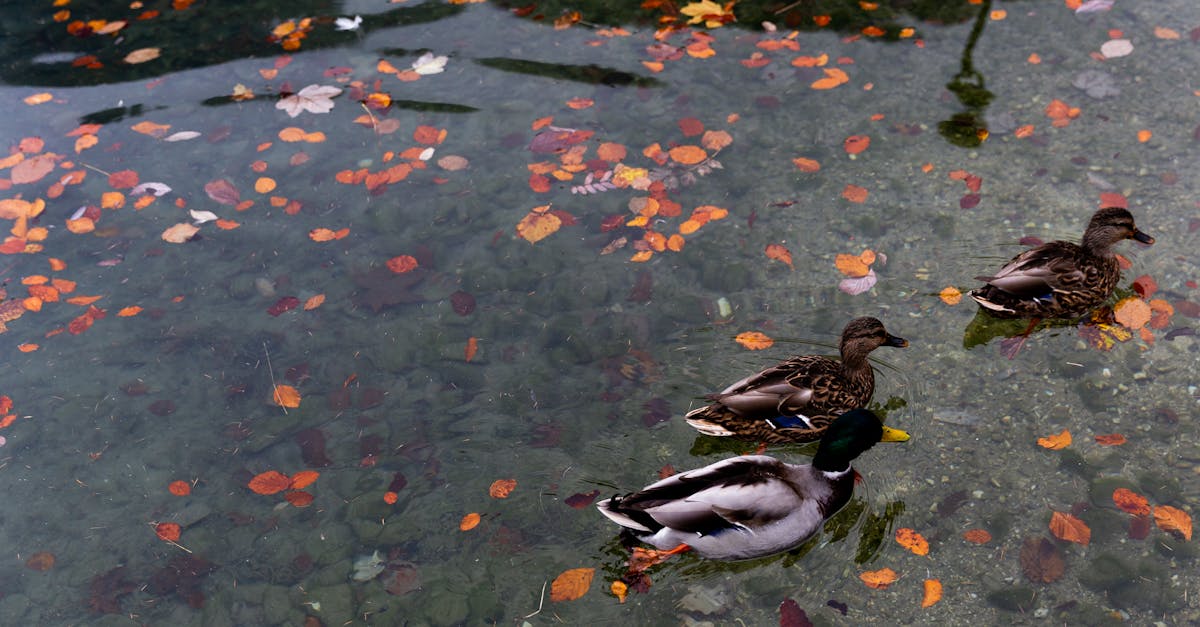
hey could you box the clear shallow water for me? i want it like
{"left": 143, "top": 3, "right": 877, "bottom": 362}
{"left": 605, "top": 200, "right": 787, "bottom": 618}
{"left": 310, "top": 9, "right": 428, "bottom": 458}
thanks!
{"left": 0, "top": 0, "right": 1198, "bottom": 624}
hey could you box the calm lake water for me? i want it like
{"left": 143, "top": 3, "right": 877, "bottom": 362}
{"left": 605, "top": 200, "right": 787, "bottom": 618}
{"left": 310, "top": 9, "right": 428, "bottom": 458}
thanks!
{"left": 1, "top": 0, "right": 1198, "bottom": 624}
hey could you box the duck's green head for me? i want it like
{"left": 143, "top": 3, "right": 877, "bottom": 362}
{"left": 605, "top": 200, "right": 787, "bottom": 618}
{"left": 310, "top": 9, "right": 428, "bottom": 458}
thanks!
{"left": 812, "top": 409, "right": 909, "bottom": 472}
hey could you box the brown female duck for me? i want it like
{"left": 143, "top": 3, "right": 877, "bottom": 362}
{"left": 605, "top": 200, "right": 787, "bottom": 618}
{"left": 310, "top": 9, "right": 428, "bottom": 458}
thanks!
{"left": 684, "top": 317, "right": 907, "bottom": 444}
{"left": 970, "top": 207, "right": 1153, "bottom": 319}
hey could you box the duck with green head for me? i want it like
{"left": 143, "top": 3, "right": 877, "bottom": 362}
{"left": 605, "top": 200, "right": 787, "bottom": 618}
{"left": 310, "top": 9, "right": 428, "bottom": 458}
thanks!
{"left": 684, "top": 317, "right": 907, "bottom": 444}
{"left": 596, "top": 409, "right": 909, "bottom": 561}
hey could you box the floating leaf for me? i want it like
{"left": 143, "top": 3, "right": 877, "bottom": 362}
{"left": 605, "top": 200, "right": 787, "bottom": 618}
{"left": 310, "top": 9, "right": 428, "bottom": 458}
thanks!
{"left": 155, "top": 522, "right": 182, "bottom": 542}
{"left": 1094, "top": 433, "right": 1126, "bottom": 446}
{"left": 1113, "top": 297, "right": 1151, "bottom": 330}
{"left": 204, "top": 178, "right": 240, "bottom": 205}
{"left": 895, "top": 528, "right": 929, "bottom": 556}
{"left": 124, "top": 47, "right": 161, "bottom": 64}
{"left": 1020, "top": 536, "right": 1064, "bottom": 583}
{"left": 764, "top": 243, "right": 793, "bottom": 268}
{"left": 412, "top": 52, "right": 448, "bottom": 75}
{"left": 284, "top": 490, "right": 314, "bottom": 507}
{"left": 1036, "top": 429, "right": 1071, "bottom": 450}
{"left": 489, "top": 478, "right": 516, "bottom": 498}
{"left": 735, "top": 331, "right": 774, "bottom": 350}
{"left": 843, "top": 135, "right": 870, "bottom": 155}
{"left": 1100, "top": 39, "right": 1133, "bottom": 59}
{"left": 25, "top": 552, "right": 55, "bottom": 571}
{"left": 792, "top": 157, "right": 820, "bottom": 172}
{"left": 248, "top": 470, "right": 292, "bottom": 495}
{"left": 811, "top": 67, "right": 849, "bottom": 89}
{"left": 168, "top": 480, "right": 192, "bottom": 496}
{"left": 841, "top": 184, "right": 868, "bottom": 203}
{"left": 835, "top": 251, "right": 873, "bottom": 278}
{"left": 859, "top": 567, "right": 898, "bottom": 589}
{"left": 161, "top": 223, "right": 199, "bottom": 243}
{"left": 668, "top": 145, "right": 707, "bottom": 165}
{"left": 163, "top": 131, "right": 201, "bottom": 142}
{"left": 962, "top": 528, "right": 992, "bottom": 544}
{"left": 564, "top": 489, "right": 600, "bottom": 509}
{"left": 272, "top": 384, "right": 301, "bottom": 408}
{"left": 550, "top": 567, "right": 595, "bottom": 602}
{"left": 465, "top": 336, "right": 478, "bottom": 362}
{"left": 1154, "top": 505, "right": 1192, "bottom": 540}
{"left": 939, "top": 286, "right": 962, "bottom": 305}
{"left": 1049, "top": 511, "right": 1091, "bottom": 545}
{"left": 386, "top": 255, "right": 418, "bottom": 274}
{"left": 459, "top": 512, "right": 481, "bottom": 531}
{"left": 1112, "top": 488, "right": 1150, "bottom": 516}
{"left": 838, "top": 269, "right": 877, "bottom": 295}
{"left": 611, "top": 580, "right": 628, "bottom": 603}
{"left": 276, "top": 84, "right": 342, "bottom": 117}
{"left": 921, "top": 579, "right": 942, "bottom": 608}
{"left": 516, "top": 205, "right": 562, "bottom": 243}
{"left": 290, "top": 470, "right": 319, "bottom": 489}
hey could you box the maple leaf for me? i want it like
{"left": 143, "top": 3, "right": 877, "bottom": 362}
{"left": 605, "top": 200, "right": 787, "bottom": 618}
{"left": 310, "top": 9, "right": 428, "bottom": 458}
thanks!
{"left": 412, "top": 52, "right": 448, "bottom": 75}
{"left": 276, "top": 84, "right": 343, "bottom": 118}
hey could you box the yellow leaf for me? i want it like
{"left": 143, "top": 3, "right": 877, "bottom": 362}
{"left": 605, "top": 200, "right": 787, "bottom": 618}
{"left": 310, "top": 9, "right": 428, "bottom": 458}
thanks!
{"left": 550, "top": 567, "right": 595, "bottom": 602}
{"left": 1036, "top": 429, "right": 1071, "bottom": 450}
{"left": 611, "top": 580, "right": 628, "bottom": 603}
{"left": 835, "top": 252, "right": 872, "bottom": 278}
{"left": 272, "top": 384, "right": 301, "bottom": 408}
{"left": 124, "top": 47, "right": 161, "bottom": 64}
{"left": 516, "top": 206, "right": 562, "bottom": 243}
{"left": 23, "top": 93, "right": 53, "bottom": 105}
{"left": 160, "top": 223, "right": 199, "bottom": 243}
{"left": 939, "top": 286, "right": 962, "bottom": 305}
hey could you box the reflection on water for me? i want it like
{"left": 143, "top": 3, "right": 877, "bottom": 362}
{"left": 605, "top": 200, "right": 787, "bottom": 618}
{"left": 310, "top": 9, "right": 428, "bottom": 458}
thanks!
{"left": 0, "top": 0, "right": 1197, "bottom": 624}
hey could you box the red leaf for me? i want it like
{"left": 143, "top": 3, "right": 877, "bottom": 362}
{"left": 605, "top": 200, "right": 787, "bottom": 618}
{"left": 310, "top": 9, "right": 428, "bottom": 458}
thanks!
{"left": 779, "top": 598, "right": 813, "bottom": 627}
{"left": 204, "top": 178, "right": 241, "bottom": 205}
{"left": 267, "top": 296, "right": 300, "bottom": 316}
{"left": 564, "top": 489, "right": 600, "bottom": 509}
{"left": 108, "top": 170, "right": 139, "bottom": 189}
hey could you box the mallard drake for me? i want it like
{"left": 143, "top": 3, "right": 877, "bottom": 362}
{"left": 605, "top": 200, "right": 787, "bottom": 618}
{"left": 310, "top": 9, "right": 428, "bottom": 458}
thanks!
{"left": 596, "top": 409, "right": 909, "bottom": 560}
{"left": 684, "top": 317, "right": 907, "bottom": 444}
{"left": 969, "top": 207, "right": 1154, "bottom": 319}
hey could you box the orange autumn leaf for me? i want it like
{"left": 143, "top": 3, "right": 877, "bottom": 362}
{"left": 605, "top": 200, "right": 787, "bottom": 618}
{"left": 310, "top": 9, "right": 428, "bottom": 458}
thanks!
{"left": 131, "top": 120, "right": 170, "bottom": 137}
{"left": 611, "top": 580, "right": 628, "bottom": 603}
{"left": 254, "top": 177, "right": 276, "bottom": 193}
{"left": 66, "top": 295, "right": 102, "bottom": 306}
{"left": 413, "top": 125, "right": 446, "bottom": 145}
{"left": 1014, "top": 124, "right": 1035, "bottom": 138}
{"left": 309, "top": 228, "right": 347, "bottom": 242}
{"left": 51, "top": 278, "right": 75, "bottom": 293}
{"left": 735, "top": 331, "right": 774, "bottom": 350}
{"left": 792, "top": 157, "right": 820, "bottom": 172}
{"left": 489, "top": 478, "right": 517, "bottom": 499}
{"left": 701, "top": 129, "right": 732, "bottom": 151}
{"left": 465, "top": 336, "right": 478, "bottom": 362}
{"left": 1113, "top": 297, "right": 1151, "bottom": 330}
{"left": 1112, "top": 488, "right": 1150, "bottom": 516}
{"left": 168, "top": 480, "right": 192, "bottom": 496}
{"left": 303, "top": 294, "right": 325, "bottom": 310}
{"left": 939, "top": 286, "right": 962, "bottom": 305}
{"left": 895, "top": 528, "right": 930, "bottom": 556}
{"left": 843, "top": 135, "right": 870, "bottom": 155}
{"left": 289, "top": 470, "right": 320, "bottom": 489}
{"left": 860, "top": 567, "right": 898, "bottom": 589}
{"left": 272, "top": 384, "right": 301, "bottom": 408}
{"left": 460, "top": 512, "right": 481, "bottom": 531}
{"left": 386, "top": 255, "right": 419, "bottom": 273}
{"left": 565, "top": 97, "right": 594, "bottom": 110}
{"left": 25, "top": 552, "right": 55, "bottom": 571}
{"left": 668, "top": 145, "right": 707, "bottom": 165}
{"left": 666, "top": 234, "right": 685, "bottom": 251}
{"left": 922, "top": 579, "right": 943, "bottom": 608}
{"left": 248, "top": 470, "right": 292, "bottom": 495}
{"left": 1136, "top": 129, "right": 1152, "bottom": 143}
{"left": 1153, "top": 505, "right": 1192, "bottom": 540}
{"left": 597, "top": 142, "right": 627, "bottom": 162}
{"left": 811, "top": 67, "right": 849, "bottom": 89}
{"left": 1036, "top": 429, "right": 1071, "bottom": 450}
{"left": 962, "top": 528, "right": 992, "bottom": 544}
{"left": 1094, "top": 433, "right": 1127, "bottom": 446}
{"left": 764, "top": 243, "right": 793, "bottom": 268}
{"left": 1049, "top": 511, "right": 1091, "bottom": 545}
{"left": 550, "top": 567, "right": 595, "bottom": 602}
{"left": 17, "top": 343, "right": 37, "bottom": 352}
{"left": 155, "top": 522, "right": 182, "bottom": 542}
{"left": 835, "top": 252, "right": 872, "bottom": 278}
{"left": 842, "top": 184, "right": 868, "bottom": 203}
{"left": 278, "top": 127, "right": 307, "bottom": 142}
{"left": 382, "top": 491, "right": 398, "bottom": 504}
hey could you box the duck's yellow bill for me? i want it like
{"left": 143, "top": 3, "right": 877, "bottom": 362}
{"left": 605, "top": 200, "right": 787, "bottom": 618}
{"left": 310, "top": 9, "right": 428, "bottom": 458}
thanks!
{"left": 880, "top": 426, "right": 910, "bottom": 443}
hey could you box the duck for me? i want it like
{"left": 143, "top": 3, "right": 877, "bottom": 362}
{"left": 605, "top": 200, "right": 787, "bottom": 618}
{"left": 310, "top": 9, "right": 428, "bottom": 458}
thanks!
{"left": 684, "top": 317, "right": 907, "bottom": 444}
{"left": 969, "top": 207, "right": 1154, "bottom": 319}
{"left": 596, "top": 409, "right": 909, "bottom": 560}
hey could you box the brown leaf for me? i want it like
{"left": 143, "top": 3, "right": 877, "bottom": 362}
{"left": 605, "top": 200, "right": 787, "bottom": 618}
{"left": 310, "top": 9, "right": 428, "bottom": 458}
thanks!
{"left": 550, "top": 567, "right": 594, "bottom": 601}
{"left": 859, "top": 567, "right": 898, "bottom": 589}
{"left": 1154, "top": 505, "right": 1193, "bottom": 540}
{"left": 1019, "top": 536, "right": 1064, "bottom": 583}
{"left": 204, "top": 178, "right": 241, "bottom": 205}
{"left": 1112, "top": 488, "right": 1150, "bottom": 516}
